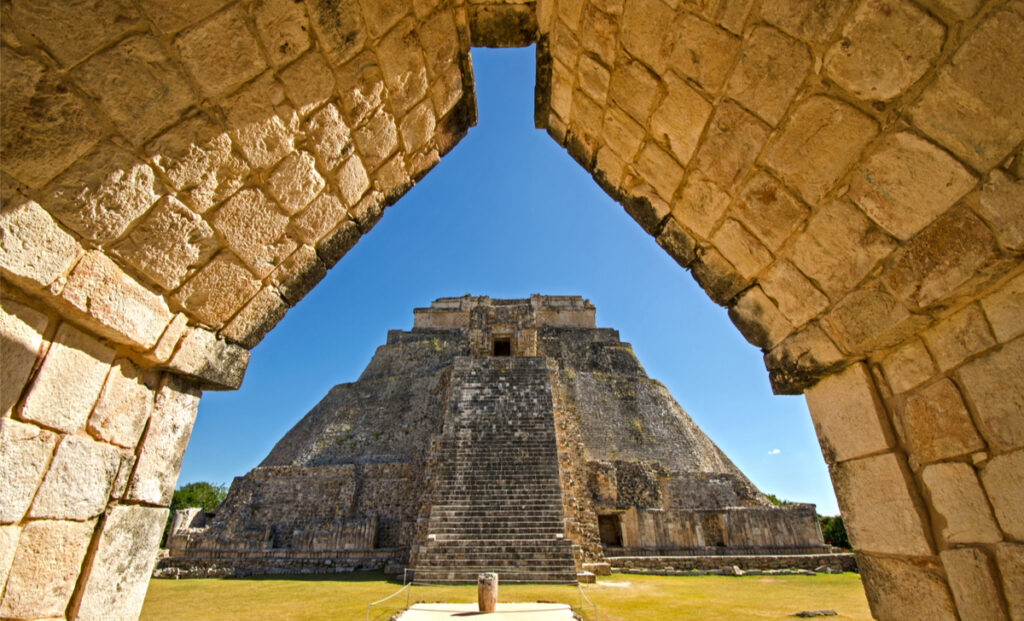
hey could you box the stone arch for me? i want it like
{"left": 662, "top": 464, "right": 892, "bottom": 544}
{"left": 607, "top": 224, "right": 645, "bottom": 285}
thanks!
{"left": 1, "top": 1, "right": 1022, "bottom": 620}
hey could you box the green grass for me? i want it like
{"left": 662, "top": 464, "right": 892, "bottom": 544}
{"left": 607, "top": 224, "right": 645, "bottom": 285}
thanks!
{"left": 140, "top": 571, "right": 872, "bottom": 621}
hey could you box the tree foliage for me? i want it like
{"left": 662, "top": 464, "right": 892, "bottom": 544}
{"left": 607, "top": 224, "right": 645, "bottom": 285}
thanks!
{"left": 820, "top": 515, "right": 850, "bottom": 549}
{"left": 161, "top": 482, "right": 228, "bottom": 546}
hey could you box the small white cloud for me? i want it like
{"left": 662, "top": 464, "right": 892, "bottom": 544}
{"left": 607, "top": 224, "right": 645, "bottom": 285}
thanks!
{"left": 768, "top": 449, "right": 781, "bottom": 455}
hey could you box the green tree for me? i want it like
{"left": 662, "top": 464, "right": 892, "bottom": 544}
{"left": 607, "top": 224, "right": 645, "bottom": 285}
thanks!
{"left": 162, "top": 482, "right": 228, "bottom": 545}
{"left": 820, "top": 515, "right": 850, "bottom": 550}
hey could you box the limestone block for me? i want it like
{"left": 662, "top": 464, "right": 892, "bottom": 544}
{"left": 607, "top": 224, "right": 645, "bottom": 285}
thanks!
{"left": 145, "top": 115, "right": 248, "bottom": 214}
{"left": 559, "top": 0, "right": 585, "bottom": 27}
{"left": 995, "top": 543, "right": 1024, "bottom": 620}
{"left": 650, "top": 76, "right": 712, "bottom": 165}
{"left": 316, "top": 219, "right": 362, "bottom": 269}
{"left": 849, "top": 133, "right": 976, "bottom": 241}
{"left": 350, "top": 191, "right": 386, "bottom": 232}
{"left": 765, "top": 96, "right": 878, "bottom": 204}
{"left": 430, "top": 64, "right": 464, "bottom": 121}
{"left": 576, "top": 55, "right": 610, "bottom": 104}
{"left": 669, "top": 14, "right": 740, "bottom": 92}
{"left": 150, "top": 313, "right": 188, "bottom": 364}
{"left": 167, "top": 328, "right": 249, "bottom": 390}
{"left": 824, "top": 0, "right": 944, "bottom": 100}
{"left": 978, "top": 170, "right": 1024, "bottom": 251}
{"left": 20, "top": 323, "right": 114, "bottom": 434}
{"left": 0, "top": 524, "right": 19, "bottom": 595}
{"left": 268, "top": 152, "right": 325, "bottom": 215}
{"left": 761, "top": 0, "right": 853, "bottom": 43}
{"left": 88, "top": 359, "right": 155, "bottom": 449}
{"left": 619, "top": 0, "right": 675, "bottom": 72}
{"left": 279, "top": 52, "right": 337, "bottom": 118}
{"left": 223, "top": 74, "right": 297, "bottom": 170}
{"left": 173, "top": 5, "right": 266, "bottom": 98}
{"left": 726, "top": 26, "right": 811, "bottom": 126}
{"left": 765, "top": 323, "right": 845, "bottom": 394}
{"left": 909, "top": 8, "right": 1024, "bottom": 170}
{"left": 602, "top": 106, "right": 645, "bottom": 161}
{"left": 635, "top": 143, "right": 683, "bottom": 202}
{"left": 9, "top": 0, "right": 142, "bottom": 67}
{"left": 609, "top": 60, "right": 660, "bottom": 123}
{"left": 727, "top": 286, "right": 793, "bottom": 349}
{"left": 656, "top": 216, "right": 697, "bottom": 268}
{"left": 253, "top": 0, "right": 311, "bottom": 67}
{"left": 223, "top": 286, "right": 289, "bottom": 349}
{"left": 568, "top": 90, "right": 604, "bottom": 161}
{"left": 581, "top": 5, "right": 617, "bottom": 65}
{"left": 76, "top": 504, "right": 169, "bottom": 620}
{"left": 0, "top": 199, "right": 80, "bottom": 289}
{"left": 44, "top": 141, "right": 161, "bottom": 244}
{"left": 805, "top": 363, "right": 894, "bottom": 464}
{"left": 0, "top": 48, "right": 101, "bottom": 188}
{"left": 832, "top": 452, "right": 933, "bottom": 555}
{"left": 112, "top": 196, "right": 218, "bottom": 292}
{"left": 981, "top": 449, "right": 1024, "bottom": 540}
{"left": 71, "top": 34, "right": 194, "bottom": 145}
{"left": 270, "top": 245, "right": 326, "bottom": 305}
{"left": 731, "top": 172, "right": 808, "bottom": 251}
{"left": 896, "top": 379, "right": 984, "bottom": 464}
{"left": 0, "top": 419, "right": 58, "bottom": 523}
{"left": 880, "top": 338, "right": 936, "bottom": 394}
{"left": 172, "top": 251, "right": 262, "bottom": 329}
{"left": 691, "top": 247, "right": 746, "bottom": 306}
{"left": 0, "top": 519, "right": 96, "bottom": 619}
{"left": 0, "top": 297, "right": 47, "bottom": 416}
{"left": 335, "top": 51, "right": 385, "bottom": 126}
{"left": 307, "top": 103, "right": 355, "bottom": 172}
{"left": 921, "top": 462, "right": 1002, "bottom": 545}
{"left": 856, "top": 553, "right": 957, "bottom": 621}
{"left": 372, "top": 155, "right": 412, "bottom": 202}
{"left": 932, "top": 0, "right": 982, "bottom": 19}
{"left": 549, "top": 62, "right": 574, "bottom": 121}
{"left": 60, "top": 252, "right": 173, "bottom": 349}
{"left": 759, "top": 260, "right": 829, "bottom": 327}
{"left": 376, "top": 18, "right": 428, "bottom": 113}
{"left": 693, "top": 102, "right": 770, "bottom": 189}
{"left": 710, "top": 219, "right": 772, "bottom": 280}
{"left": 110, "top": 450, "right": 137, "bottom": 500}
{"left": 825, "top": 282, "right": 927, "bottom": 353}
{"left": 29, "top": 435, "right": 121, "bottom": 520}
{"left": 138, "top": 0, "right": 227, "bottom": 33}
{"left": 400, "top": 100, "right": 438, "bottom": 153}
{"left": 127, "top": 375, "right": 201, "bottom": 506}
{"left": 211, "top": 188, "right": 292, "bottom": 278}
{"left": 360, "top": 0, "right": 410, "bottom": 37}
{"left": 923, "top": 305, "right": 995, "bottom": 372}
{"left": 981, "top": 271, "right": 1024, "bottom": 343}
{"left": 671, "top": 172, "right": 731, "bottom": 239}
{"left": 354, "top": 109, "right": 400, "bottom": 169}
{"left": 619, "top": 184, "right": 670, "bottom": 235}
{"left": 595, "top": 147, "right": 626, "bottom": 189}
{"left": 419, "top": 10, "right": 459, "bottom": 77}
{"left": 941, "top": 548, "right": 1008, "bottom": 621}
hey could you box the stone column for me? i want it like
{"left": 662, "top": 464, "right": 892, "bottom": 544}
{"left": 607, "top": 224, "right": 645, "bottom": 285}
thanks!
{"left": 478, "top": 572, "right": 498, "bottom": 612}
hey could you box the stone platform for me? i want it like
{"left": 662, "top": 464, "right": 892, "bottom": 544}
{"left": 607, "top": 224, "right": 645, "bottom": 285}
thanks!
{"left": 396, "top": 603, "right": 575, "bottom": 620}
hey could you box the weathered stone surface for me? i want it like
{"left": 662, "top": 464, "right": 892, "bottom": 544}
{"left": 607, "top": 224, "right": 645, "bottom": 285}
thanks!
{"left": 731, "top": 172, "right": 808, "bottom": 251}
{"left": 335, "top": 51, "right": 385, "bottom": 126}
{"left": 289, "top": 192, "right": 348, "bottom": 246}
{"left": 959, "top": 337, "right": 1024, "bottom": 452}
{"left": 856, "top": 553, "right": 957, "bottom": 621}
{"left": 824, "top": 0, "right": 944, "bottom": 100}
{"left": 306, "top": 103, "right": 354, "bottom": 172}
{"left": 223, "top": 74, "right": 297, "bottom": 170}
{"left": 113, "top": 196, "right": 217, "bottom": 292}
{"left": 353, "top": 109, "right": 400, "bottom": 169}
{"left": 880, "top": 338, "right": 936, "bottom": 394}
{"left": 211, "top": 188, "right": 292, "bottom": 278}
{"left": 650, "top": 76, "right": 712, "bottom": 165}
{"left": 127, "top": 375, "right": 201, "bottom": 505}
{"left": 0, "top": 524, "right": 19, "bottom": 595}
{"left": 44, "top": 141, "right": 162, "bottom": 244}
{"left": 0, "top": 419, "right": 58, "bottom": 523}
{"left": 691, "top": 247, "right": 746, "bottom": 306}
{"left": 372, "top": 154, "right": 412, "bottom": 202}
{"left": 400, "top": 100, "right": 438, "bottom": 153}
{"left": 173, "top": 5, "right": 266, "bottom": 98}
{"left": 765, "top": 96, "right": 878, "bottom": 204}
{"left": 76, "top": 504, "right": 170, "bottom": 620}
{"left": 419, "top": 9, "right": 459, "bottom": 77}
{"left": 88, "top": 358, "right": 155, "bottom": 449}
{"left": 61, "top": 252, "right": 173, "bottom": 349}
{"left": 694, "top": 102, "right": 770, "bottom": 190}
{"left": 995, "top": 543, "right": 1024, "bottom": 620}
{"left": 635, "top": 143, "right": 683, "bottom": 202}
{"left": 669, "top": 14, "right": 740, "bottom": 92}
{"left": 20, "top": 323, "right": 114, "bottom": 434}
{"left": 787, "top": 200, "right": 896, "bottom": 299}
{"left": 849, "top": 133, "right": 976, "bottom": 241}
{"left": 316, "top": 219, "right": 362, "bottom": 269}
{"left": 711, "top": 219, "right": 772, "bottom": 280}
{"left": 168, "top": 327, "right": 250, "bottom": 390}
{"left": 921, "top": 462, "right": 1002, "bottom": 545}
{"left": 0, "top": 296, "right": 47, "bottom": 416}
{"left": 377, "top": 18, "right": 428, "bottom": 113}
{"left": 619, "top": 0, "right": 675, "bottom": 73}
{"left": 253, "top": 0, "right": 311, "bottom": 67}
{"left": 0, "top": 48, "right": 102, "bottom": 188}
{"left": 978, "top": 170, "right": 1024, "bottom": 251}
{"left": 151, "top": 312, "right": 188, "bottom": 363}
{"left": 576, "top": 55, "right": 610, "bottom": 104}
{"left": 761, "top": 0, "right": 853, "bottom": 43}
{"left": 897, "top": 379, "right": 985, "bottom": 464}
{"left": 280, "top": 52, "right": 335, "bottom": 118}
{"left": 909, "top": 8, "right": 1024, "bottom": 170}
{"left": 832, "top": 452, "right": 932, "bottom": 555}
{"left": 759, "top": 260, "right": 829, "bottom": 327}
{"left": 223, "top": 286, "right": 289, "bottom": 349}
{"left": 980, "top": 449, "right": 1024, "bottom": 541}
{"left": 726, "top": 26, "right": 811, "bottom": 126}
{"left": 609, "top": 60, "right": 660, "bottom": 123}
{"left": 0, "top": 199, "right": 80, "bottom": 289}
{"left": 805, "top": 363, "right": 894, "bottom": 464}
{"left": 0, "top": 519, "right": 96, "bottom": 619}
{"left": 600, "top": 107, "right": 642, "bottom": 164}
{"left": 9, "top": 0, "right": 142, "bottom": 67}
{"left": 655, "top": 216, "right": 697, "bottom": 268}
{"left": 941, "top": 547, "right": 1008, "bottom": 621}
{"left": 825, "top": 282, "right": 927, "bottom": 353}
{"left": 728, "top": 286, "right": 793, "bottom": 349}
{"left": 580, "top": 6, "right": 617, "bottom": 66}
{"left": 981, "top": 271, "right": 1024, "bottom": 343}
{"left": 29, "top": 435, "right": 121, "bottom": 520}
{"left": 267, "top": 151, "right": 325, "bottom": 215}
{"left": 270, "top": 245, "right": 326, "bottom": 305}
{"left": 172, "top": 251, "right": 262, "bottom": 329}
{"left": 139, "top": 0, "right": 227, "bottom": 33}
{"left": 923, "top": 304, "right": 995, "bottom": 372}
{"left": 671, "top": 172, "right": 731, "bottom": 239}
{"left": 72, "top": 34, "right": 194, "bottom": 145}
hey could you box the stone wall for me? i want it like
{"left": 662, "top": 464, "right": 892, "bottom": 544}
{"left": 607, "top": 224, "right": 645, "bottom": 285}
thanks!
{"left": 610, "top": 552, "right": 858, "bottom": 573}
{"left": 614, "top": 505, "right": 824, "bottom": 551}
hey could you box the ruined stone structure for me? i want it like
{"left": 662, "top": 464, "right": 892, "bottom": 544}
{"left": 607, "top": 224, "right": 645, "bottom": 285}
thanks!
{"left": 0, "top": 0, "right": 1021, "bottom": 617}
{"left": 162, "top": 296, "right": 825, "bottom": 583}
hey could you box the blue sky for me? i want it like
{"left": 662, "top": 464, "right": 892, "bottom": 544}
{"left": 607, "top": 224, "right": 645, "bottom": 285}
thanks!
{"left": 180, "top": 46, "right": 840, "bottom": 515}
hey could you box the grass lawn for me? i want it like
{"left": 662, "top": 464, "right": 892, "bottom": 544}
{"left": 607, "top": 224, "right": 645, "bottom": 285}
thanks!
{"left": 141, "top": 571, "right": 872, "bottom": 620}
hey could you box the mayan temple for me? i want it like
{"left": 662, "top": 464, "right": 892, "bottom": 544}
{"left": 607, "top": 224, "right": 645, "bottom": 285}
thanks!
{"left": 163, "top": 295, "right": 826, "bottom": 582}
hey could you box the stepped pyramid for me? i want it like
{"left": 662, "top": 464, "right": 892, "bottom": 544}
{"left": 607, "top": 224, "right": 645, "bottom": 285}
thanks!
{"left": 164, "top": 296, "right": 825, "bottom": 583}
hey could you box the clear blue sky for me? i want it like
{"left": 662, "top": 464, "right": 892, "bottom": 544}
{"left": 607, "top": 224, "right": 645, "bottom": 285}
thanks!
{"left": 180, "top": 46, "right": 840, "bottom": 515}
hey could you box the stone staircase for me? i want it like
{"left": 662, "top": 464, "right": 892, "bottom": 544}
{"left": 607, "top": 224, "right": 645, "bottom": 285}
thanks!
{"left": 412, "top": 356, "right": 577, "bottom": 584}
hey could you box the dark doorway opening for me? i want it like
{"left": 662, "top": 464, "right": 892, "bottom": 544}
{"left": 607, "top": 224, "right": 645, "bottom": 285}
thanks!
{"left": 493, "top": 337, "right": 511, "bottom": 356}
{"left": 598, "top": 514, "right": 622, "bottom": 547}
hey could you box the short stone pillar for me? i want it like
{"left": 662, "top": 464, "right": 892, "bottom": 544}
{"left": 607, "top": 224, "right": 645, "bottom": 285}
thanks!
{"left": 478, "top": 572, "right": 498, "bottom": 612}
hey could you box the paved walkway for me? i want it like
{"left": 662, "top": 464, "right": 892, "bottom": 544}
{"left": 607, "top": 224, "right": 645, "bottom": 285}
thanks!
{"left": 396, "top": 602, "right": 575, "bottom": 620}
